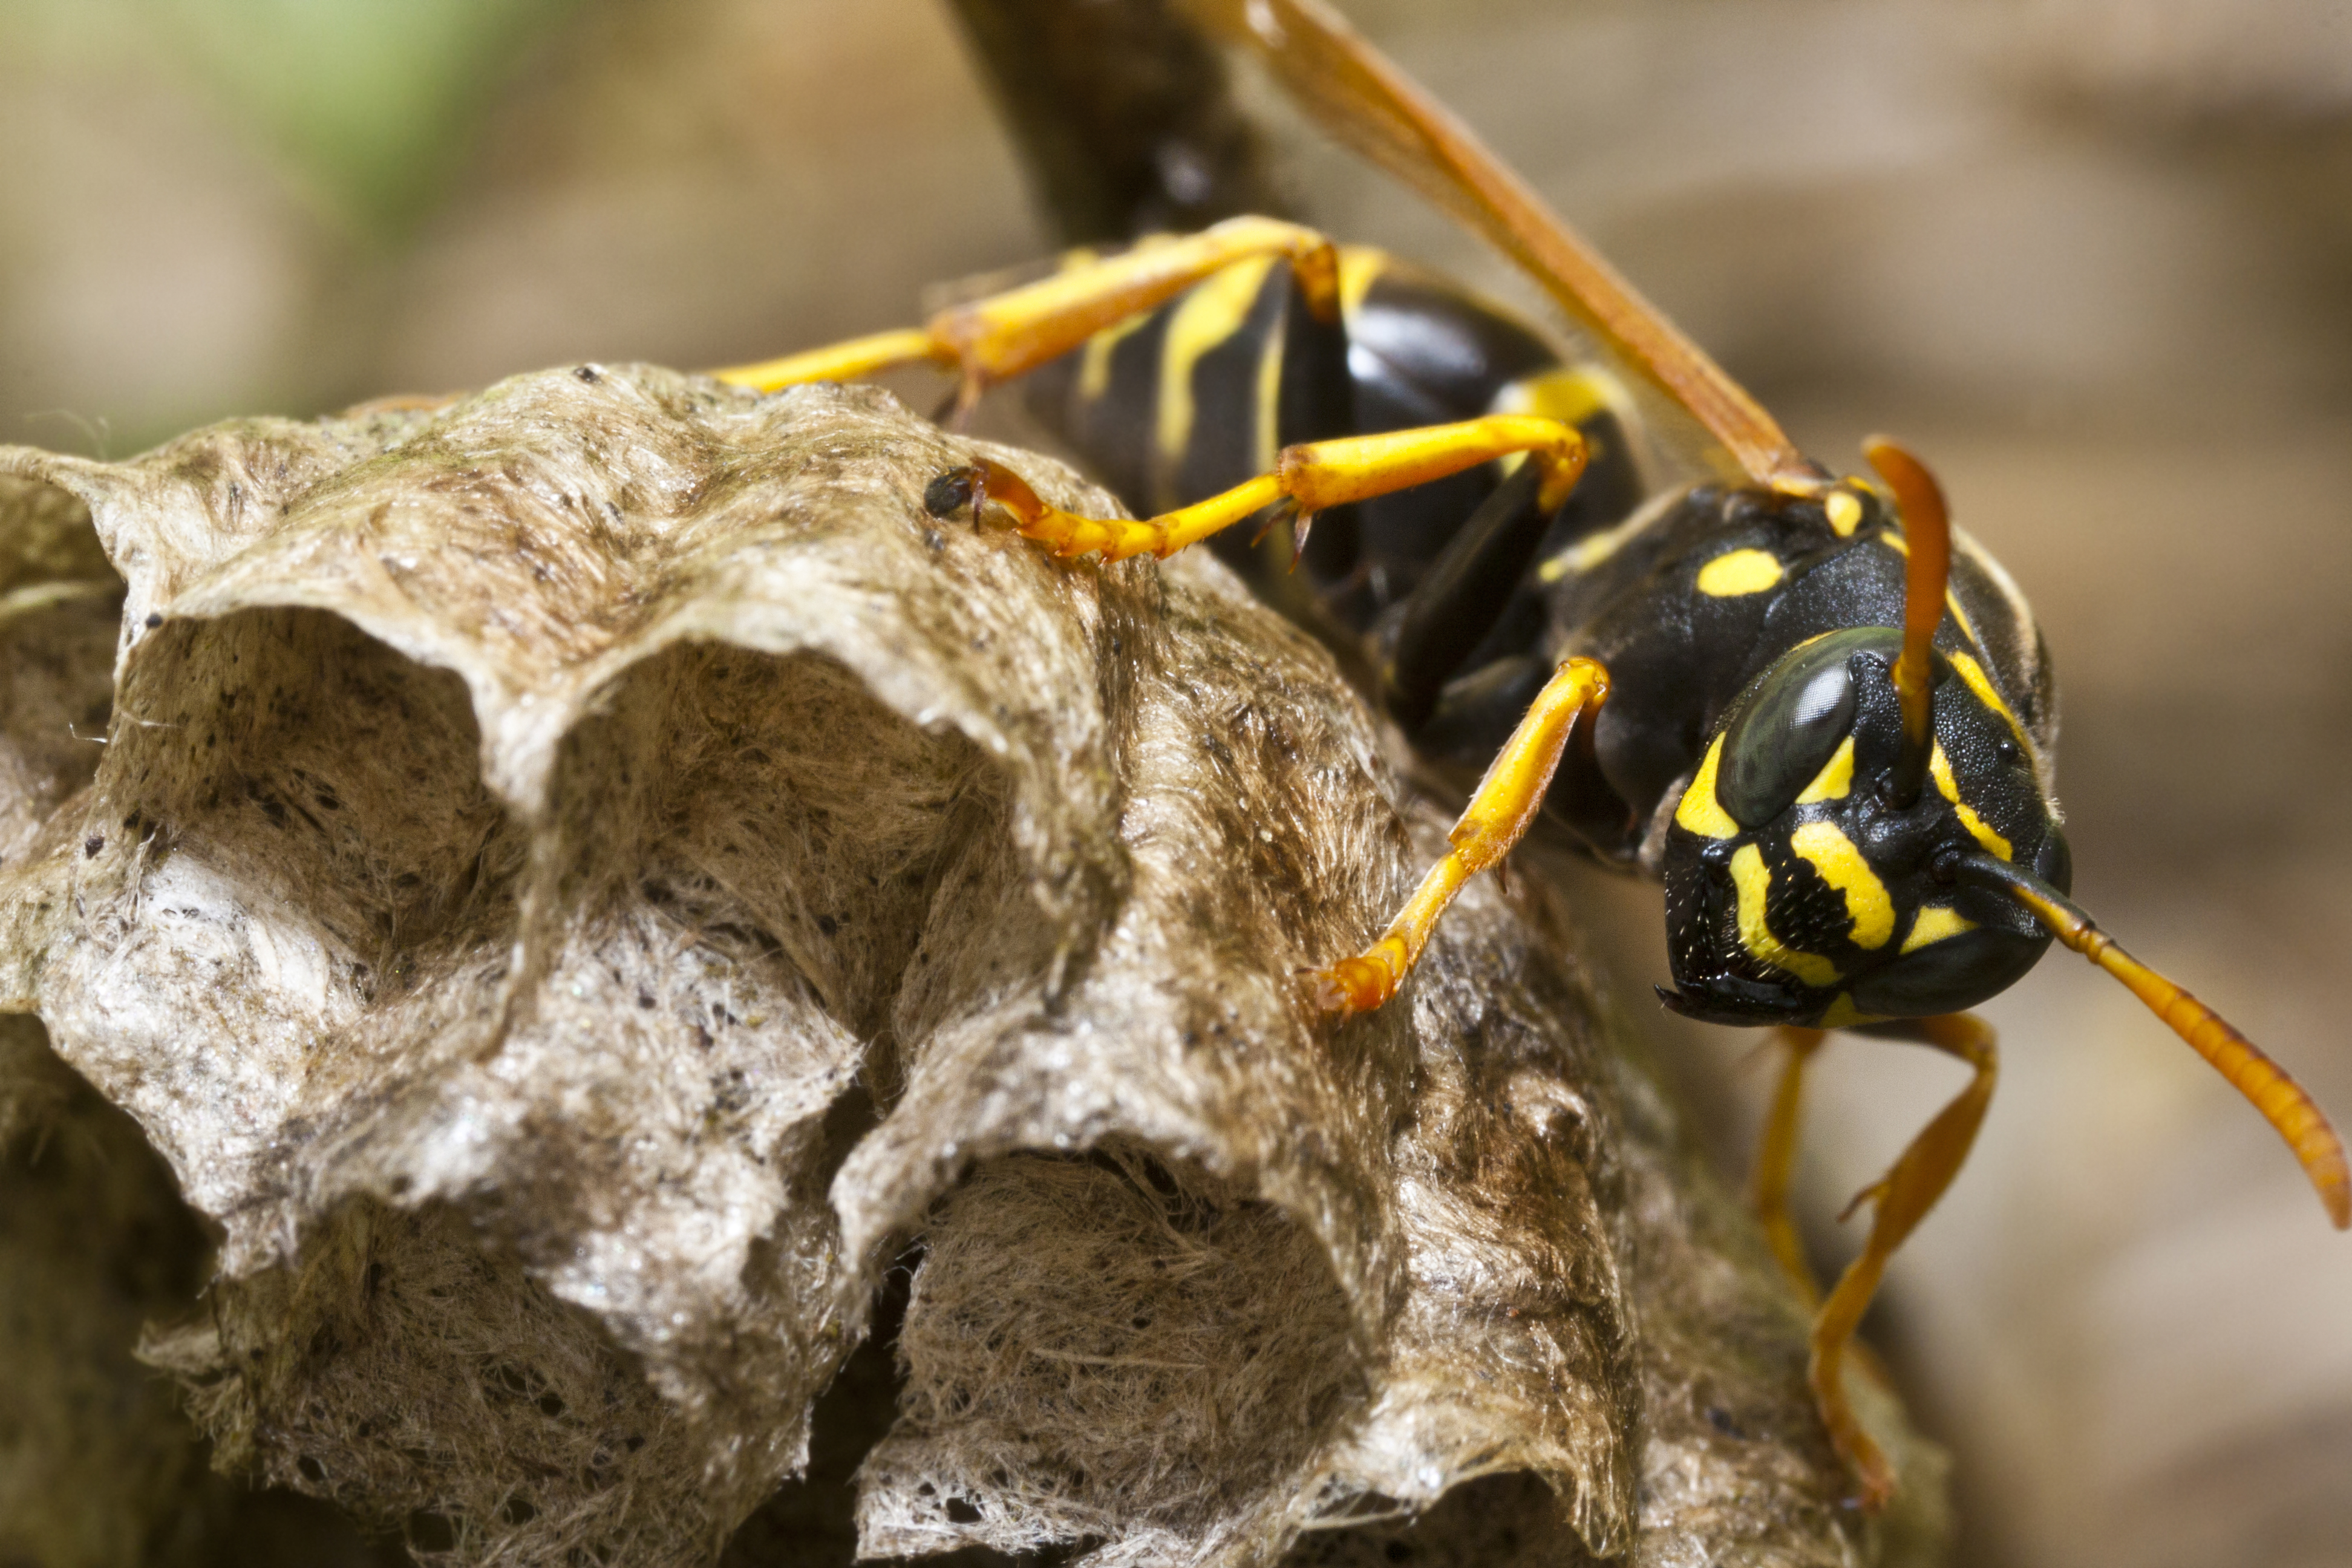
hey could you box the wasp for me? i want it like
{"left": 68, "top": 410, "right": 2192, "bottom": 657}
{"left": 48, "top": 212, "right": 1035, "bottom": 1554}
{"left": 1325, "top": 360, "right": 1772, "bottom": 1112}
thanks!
{"left": 709, "top": 0, "right": 2348, "bottom": 1506}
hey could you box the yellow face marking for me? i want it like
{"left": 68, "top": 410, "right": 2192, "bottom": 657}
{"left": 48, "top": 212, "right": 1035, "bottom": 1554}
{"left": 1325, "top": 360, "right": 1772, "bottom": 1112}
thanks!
{"left": 1789, "top": 821, "right": 1895, "bottom": 950}
{"left": 1155, "top": 255, "right": 1279, "bottom": 492}
{"left": 1694, "top": 547, "right": 1785, "bottom": 598}
{"left": 1824, "top": 490, "right": 1863, "bottom": 537}
{"left": 1930, "top": 742, "right": 2014, "bottom": 860}
{"left": 1794, "top": 736, "right": 1856, "bottom": 804}
{"left": 1731, "top": 844, "right": 1842, "bottom": 988}
{"left": 1674, "top": 735, "right": 1740, "bottom": 840}
{"left": 1337, "top": 244, "right": 1388, "bottom": 322}
{"left": 1947, "top": 648, "right": 2037, "bottom": 762}
{"left": 1901, "top": 904, "right": 1978, "bottom": 954}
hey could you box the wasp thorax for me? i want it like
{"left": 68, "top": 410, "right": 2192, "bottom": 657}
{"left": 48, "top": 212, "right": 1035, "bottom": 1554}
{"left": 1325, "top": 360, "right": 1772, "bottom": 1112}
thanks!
{"left": 1658, "top": 627, "right": 2068, "bottom": 1027}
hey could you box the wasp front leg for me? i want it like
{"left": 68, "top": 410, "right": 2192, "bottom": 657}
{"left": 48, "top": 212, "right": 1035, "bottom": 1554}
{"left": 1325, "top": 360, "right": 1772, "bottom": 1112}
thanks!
{"left": 1310, "top": 653, "right": 1609, "bottom": 1016}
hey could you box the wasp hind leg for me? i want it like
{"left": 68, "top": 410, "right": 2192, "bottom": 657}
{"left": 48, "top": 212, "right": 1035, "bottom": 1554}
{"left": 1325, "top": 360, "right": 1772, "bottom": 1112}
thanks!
{"left": 707, "top": 214, "right": 1342, "bottom": 420}
{"left": 1807, "top": 1011, "right": 1998, "bottom": 1509}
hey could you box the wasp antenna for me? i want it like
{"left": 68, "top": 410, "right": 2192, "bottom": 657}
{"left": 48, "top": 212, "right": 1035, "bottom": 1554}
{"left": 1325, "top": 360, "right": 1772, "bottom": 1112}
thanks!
{"left": 1862, "top": 437, "right": 1950, "bottom": 806}
{"left": 1947, "top": 852, "right": 2351, "bottom": 1229}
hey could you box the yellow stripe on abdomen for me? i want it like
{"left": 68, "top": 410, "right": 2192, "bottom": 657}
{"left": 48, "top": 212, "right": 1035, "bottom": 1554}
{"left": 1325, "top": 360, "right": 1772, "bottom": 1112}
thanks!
{"left": 1155, "top": 256, "right": 1279, "bottom": 501}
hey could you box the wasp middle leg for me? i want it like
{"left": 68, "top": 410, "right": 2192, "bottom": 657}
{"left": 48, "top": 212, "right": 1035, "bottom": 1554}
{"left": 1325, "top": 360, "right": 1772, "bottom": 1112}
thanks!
{"left": 1752, "top": 1025, "right": 1830, "bottom": 1308}
{"left": 1806, "top": 1013, "right": 1998, "bottom": 1508}
{"left": 927, "top": 415, "right": 1586, "bottom": 563}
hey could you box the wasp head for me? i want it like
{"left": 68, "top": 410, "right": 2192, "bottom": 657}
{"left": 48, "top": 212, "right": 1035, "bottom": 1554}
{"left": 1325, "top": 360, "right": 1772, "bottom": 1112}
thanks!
{"left": 1658, "top": 626, "right": 2069, "bottom": 1027}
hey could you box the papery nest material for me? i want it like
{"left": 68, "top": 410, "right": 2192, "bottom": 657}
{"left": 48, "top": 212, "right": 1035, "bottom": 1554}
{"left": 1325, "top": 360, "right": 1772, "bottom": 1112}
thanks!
{"left": 0, "top": 367, "right": 1947, "bottom": 1567}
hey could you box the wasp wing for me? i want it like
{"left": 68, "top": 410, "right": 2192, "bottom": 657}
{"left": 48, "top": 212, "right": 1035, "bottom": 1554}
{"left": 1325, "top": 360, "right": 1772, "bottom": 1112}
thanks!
{"left": 1181, "top": 0, "right": 1817, "bottom": 492}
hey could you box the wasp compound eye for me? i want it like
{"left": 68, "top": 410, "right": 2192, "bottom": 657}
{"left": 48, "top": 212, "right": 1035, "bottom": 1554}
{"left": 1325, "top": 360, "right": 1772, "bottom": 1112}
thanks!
{"left": 1717, "top": 629, "right": 1887, "bottom": 827}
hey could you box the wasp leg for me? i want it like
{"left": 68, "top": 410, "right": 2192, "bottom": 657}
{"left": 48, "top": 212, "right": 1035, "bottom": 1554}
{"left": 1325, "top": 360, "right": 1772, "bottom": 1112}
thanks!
{"left": 1308, "top": 655, "right": 1609, "bottom": 1017}
{"left": 935, "top": 415, "right": 1588, "bottom": 564}
{"left": 1752, "top": 1025, "right": 1829, "bottom": 1310}
{"left": 708, "top": 214, "right": 1341, "bottom": 416}
{"left": 1810, "top": 1011, "right": 1996, "bottom": 1510}
{"left": 1377, "top": 460, "right": 1557, "bottom": 731}
{"left": 1413, "top": 653, "right": 1550, "bottom": 773}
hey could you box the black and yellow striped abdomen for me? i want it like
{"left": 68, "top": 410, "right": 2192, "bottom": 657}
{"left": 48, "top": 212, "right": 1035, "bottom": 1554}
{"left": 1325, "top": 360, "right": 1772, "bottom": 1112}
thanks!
{"left": 1019, "top": 244, "right": 1648, "bottom": 636}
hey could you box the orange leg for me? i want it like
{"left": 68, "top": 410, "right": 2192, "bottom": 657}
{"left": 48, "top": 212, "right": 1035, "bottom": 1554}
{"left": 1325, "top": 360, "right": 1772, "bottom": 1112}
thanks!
{"left": 707, "top": 215, "right": 1341, "bottom": 415}
{"left": 929, "top": 415, "right": 1588, "bottom": 564}
{"left": 924, "top": 416, "right": 1594, "bottom": 1018}
{"left": 1751, "top": 1026, "right": 1828, "bottom": 1310}
{"left": 1308, "top": 656, "right": 1609, "bottom": 1016}
{"left": 1809, "top": 1011, "right": 1997, "bottom": 1510}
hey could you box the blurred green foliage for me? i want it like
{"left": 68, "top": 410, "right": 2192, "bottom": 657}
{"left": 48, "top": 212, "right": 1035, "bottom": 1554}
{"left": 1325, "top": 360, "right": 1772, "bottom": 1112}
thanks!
{"left": 153, "top": 0, "right": 585, "bottom": 237}
{"left": 5, "top": 0, "right": 585, "bottom": 241}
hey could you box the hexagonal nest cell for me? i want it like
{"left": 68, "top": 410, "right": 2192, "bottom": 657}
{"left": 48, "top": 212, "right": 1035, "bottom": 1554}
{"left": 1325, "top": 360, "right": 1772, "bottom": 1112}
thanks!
{"left": 0, "top": 368, "right": 1947, "bottom": 1568}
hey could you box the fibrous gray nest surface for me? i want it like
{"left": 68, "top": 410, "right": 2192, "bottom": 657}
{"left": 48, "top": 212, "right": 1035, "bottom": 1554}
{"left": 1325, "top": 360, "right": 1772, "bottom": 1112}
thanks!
{"left": 0, "top": 367, "right": 1946, "bottom": 1568}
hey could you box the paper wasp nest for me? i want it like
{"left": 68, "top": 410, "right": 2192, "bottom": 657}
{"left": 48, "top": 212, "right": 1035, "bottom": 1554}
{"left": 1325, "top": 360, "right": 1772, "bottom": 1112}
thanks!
{"left": 0, "top": 369, "right": 1945, "bottom": 1568}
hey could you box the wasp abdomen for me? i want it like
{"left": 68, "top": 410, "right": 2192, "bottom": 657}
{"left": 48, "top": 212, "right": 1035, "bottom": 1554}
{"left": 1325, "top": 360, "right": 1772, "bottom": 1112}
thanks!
{"left": 1021, "top": 244, "right": 1647, "bottom": 638}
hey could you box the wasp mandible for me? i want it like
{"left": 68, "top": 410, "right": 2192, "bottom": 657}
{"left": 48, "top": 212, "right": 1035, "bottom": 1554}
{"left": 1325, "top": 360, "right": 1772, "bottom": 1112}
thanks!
{"left": 710, "top": 0, "right": 2348, "bottom": 1508}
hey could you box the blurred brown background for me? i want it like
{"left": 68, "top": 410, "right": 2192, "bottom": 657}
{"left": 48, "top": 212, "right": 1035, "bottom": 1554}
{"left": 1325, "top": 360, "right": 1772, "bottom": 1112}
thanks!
{"left": 5, "top": 1, "right": 2348, "bottom": 1564}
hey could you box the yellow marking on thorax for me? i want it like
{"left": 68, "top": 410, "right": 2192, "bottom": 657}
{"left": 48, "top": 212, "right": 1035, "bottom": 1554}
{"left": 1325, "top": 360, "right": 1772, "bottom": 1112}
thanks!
{"left": 1731, "top": 844, "right": 1842, "bottom": 988}
{"left": 1901, "top": 905, "right": 1978, "bottom": 954}
{"left": 1675, "top": 735, "right": 1740, "bottom": 840}
{"left": 1155, "top": 255, "right": 1279, "bottom": 488}
{"left": 1695, "top": 547, "right": 1785, "bottom": 597}
{"left": 1794, "top": 736, "right": 1856, "bottom": 803}
{"left": 1825, "top": 490, "right": 1863, "bottom": 537}
{"left": 1789, "top": 820, "right": 1895, "bottom": 950}
{"left": 1930, "top": 742, "right": 2013, "bottom": 860}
